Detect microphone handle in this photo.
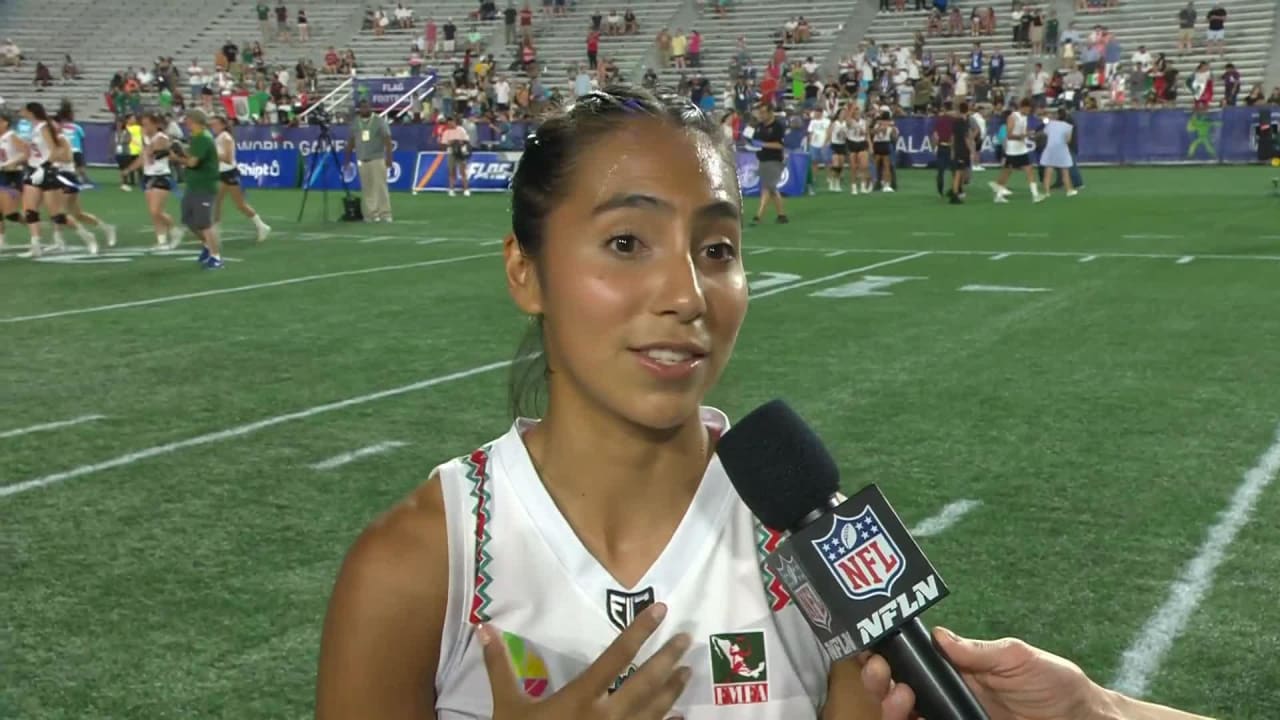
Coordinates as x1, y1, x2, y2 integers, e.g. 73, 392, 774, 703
873, 617, 990, 720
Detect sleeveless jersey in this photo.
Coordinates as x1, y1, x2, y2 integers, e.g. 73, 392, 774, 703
873, 121, 895, 143
0, 130, 24, 167
829, 120, 848, 145
27, 121, 54, 167
143, 132, 171, 176
847, 118, 868, 143
217, 131, 237, 172
433, 407, 832, 719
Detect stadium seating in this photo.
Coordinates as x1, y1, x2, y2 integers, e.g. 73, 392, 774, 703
653, 0, 859, 108
1071, 0, 1276, 105
859, 3, 1035, 103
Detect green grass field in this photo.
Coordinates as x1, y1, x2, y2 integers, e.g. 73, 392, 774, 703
4, 166, 1280, 719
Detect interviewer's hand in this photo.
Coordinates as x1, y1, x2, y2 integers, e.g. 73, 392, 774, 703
860, 626, 1102, 720
479, 602, 691, 720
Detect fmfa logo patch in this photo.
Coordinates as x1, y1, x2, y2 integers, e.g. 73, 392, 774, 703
709, 631, 769, 705
812, 506, 905, 601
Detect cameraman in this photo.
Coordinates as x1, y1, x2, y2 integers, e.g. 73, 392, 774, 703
344, 99, 393, 223
439, 115, 471, 197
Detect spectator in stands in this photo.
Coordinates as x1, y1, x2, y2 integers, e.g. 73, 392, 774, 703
586, 28, 600, 69
1221, 63, 1240, 106
926, 9, 942, 36
1266, 87, 1280, 105
373, 10, 388, 37
1029, 9, 1044, 55
424, 16, 438, 56
606, 9, 624, 35
61, 55, 80, 81
656, 28, 672, 67
324, 47, 341, 73
519, 4, 534, 43
625, 8, 637, 34
0, 39, 20, 67
255, 2, 272, 38
1191, 61, 1213, 108
442, 18, 458, 54
688, 30, 702, 68
520, 37, 537, 74
1028, 62, 1049, 106
988, 47, 1005, 85
671, 28, 688, 69
503, 4, 518, 45
1177, 2, 1196, 55
1205, 4, 1226, 58
1243, 84, 1264, 105
591, 9, 603, 31
468, 25, 485, 52
298, 9, 310, 41
275, 3, 291, 43
33, 62, 52, 90
949, 7, 964, 36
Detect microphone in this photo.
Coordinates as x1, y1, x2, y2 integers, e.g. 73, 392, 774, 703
717, 399, 988, 720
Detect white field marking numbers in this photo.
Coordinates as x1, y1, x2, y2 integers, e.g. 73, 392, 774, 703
1079, 255, 1097, 263
1176, 256, 1195, 265
910, 500, 982, 538
747, 271, 803, 293
0, 414, 106, 440
749, 246, 1280, 263
358, 235, 400, 244
309, 441, 408, 470
991, 253, 1011, 261
751, 253, 932, 300
1111, 421, 1280, 697
809, 275, 928, 298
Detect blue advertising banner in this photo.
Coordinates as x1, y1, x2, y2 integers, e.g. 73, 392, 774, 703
410, 151, 520, 193
353, 73, 435, 110
235, 148, 300, 189
736, 149, 810, 197
303, 150, 418, 192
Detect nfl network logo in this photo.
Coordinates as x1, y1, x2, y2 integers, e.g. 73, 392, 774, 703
812, 507, 905, 601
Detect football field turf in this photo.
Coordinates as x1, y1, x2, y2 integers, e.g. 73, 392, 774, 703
4, 166, 1280, 718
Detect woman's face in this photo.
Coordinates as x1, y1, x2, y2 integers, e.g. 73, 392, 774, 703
509, 119, 747, 431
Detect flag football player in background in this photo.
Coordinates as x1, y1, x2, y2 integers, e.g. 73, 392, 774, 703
0, 112, 25, 249
130, 113, 180, 249
209, 115, 271, 243
316, 86, 879, 720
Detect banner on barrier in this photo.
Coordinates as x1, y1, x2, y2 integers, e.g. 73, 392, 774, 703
235, 148, 301, 189
303, 150, 417, 192
737, 150, 810, 197
411, 151, 520, 192
353, 74, 435, 110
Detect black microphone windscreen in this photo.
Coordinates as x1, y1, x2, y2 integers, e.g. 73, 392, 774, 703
716, 399, 842, 531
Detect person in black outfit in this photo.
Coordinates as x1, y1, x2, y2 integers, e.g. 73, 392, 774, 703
948, 101, 975, 203
751, 103, 788, 225
503, 5, 518, 45
932, 101, 955, 197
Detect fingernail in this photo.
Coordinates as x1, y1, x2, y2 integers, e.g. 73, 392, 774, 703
476, 623, 494, 646
652, 602, 668, 622
674, 633, 692, 651
938, 626, 958, 642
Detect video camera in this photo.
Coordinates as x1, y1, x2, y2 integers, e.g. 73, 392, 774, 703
310, 105, 333, 130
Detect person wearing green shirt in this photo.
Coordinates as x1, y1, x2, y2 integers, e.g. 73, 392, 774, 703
257, 3, 272, 39
169, 110, 224, 268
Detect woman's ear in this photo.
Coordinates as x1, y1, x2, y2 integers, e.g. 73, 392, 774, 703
504, 233, 543, 316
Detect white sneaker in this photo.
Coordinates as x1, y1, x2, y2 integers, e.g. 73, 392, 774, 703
79, 230, 99, 255
257, 223, 272, 242
1066, 190, 1079, 197
1033, 194, 1047, 203
882, 186, 895, 193
463, 189, 470, 197
20, 242, 41, 258
384, 216, 393, 223
104, 224, 117, 247
851, 184, 859, 195
994, 195, 1010, 204
448, 189, 456, 197
167, 226, 185, 249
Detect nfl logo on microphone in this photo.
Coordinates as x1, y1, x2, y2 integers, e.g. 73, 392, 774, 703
812, 506, 905, 600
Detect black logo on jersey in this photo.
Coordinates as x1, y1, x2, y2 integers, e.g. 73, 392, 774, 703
606, 587, 655, 631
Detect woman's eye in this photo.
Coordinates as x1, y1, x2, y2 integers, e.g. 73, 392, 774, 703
609, 234, 639, 254
704, 242, 738, 261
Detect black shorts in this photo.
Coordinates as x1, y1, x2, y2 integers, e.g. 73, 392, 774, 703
219, 169, 241, 186
56, 170, 80, 194
848, 140, 869, 154
22, 165, 61, 191
952, 153, 972, 170
144, 175, 174, 192
830, 142, 848, 155
0, 169, 22, 189
117, 154, 135, 171
873, 141, 893, 156
1004, 153, 1031, 169
181, 191, 215, 231
72, 151, 85, 168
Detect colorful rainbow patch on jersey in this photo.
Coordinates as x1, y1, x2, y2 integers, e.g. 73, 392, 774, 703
502, 631, 550, 699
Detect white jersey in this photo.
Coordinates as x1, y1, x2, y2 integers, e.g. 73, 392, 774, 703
828, 120, 848, 145
143, 132, 171, 176
872, 120, 895, 143
847, 117, 868, 143
217, 131, 237, 172
433, 407, 832, 720
806, 118, 830, 150
0, 130, 24, 168
26, 121, 54, 167
1005, 112, 1029, 156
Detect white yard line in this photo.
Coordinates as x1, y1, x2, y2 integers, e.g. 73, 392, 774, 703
1176, 256, 1195, 265
749, 246, 1280, 263
1111, 422, 1280, 697
911, 231, 955, 237
824, 250, 847, 257
1122, 234, 1183, 240
0, 252, 498, 324
1007, 232, 1048, 238
991, 253, 1011, 260
0, 414, 106, 440
959, 284, 1050, 293
911, 499, 982, 538
750, 253, 932, 299
357, 235, 400, 244
1079, 255, 1098, 263
309, 441, 408, 470
0, 359, 515, 498
749, 248, 775, 255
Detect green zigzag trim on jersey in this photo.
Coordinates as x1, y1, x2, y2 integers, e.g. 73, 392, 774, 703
465, 446, 496, 625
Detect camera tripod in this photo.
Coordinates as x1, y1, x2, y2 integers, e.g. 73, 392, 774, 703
297, 122, 357, 222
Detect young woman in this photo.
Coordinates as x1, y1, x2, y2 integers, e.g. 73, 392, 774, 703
114, 116, 137, 192
439, 115, 472, 197
0, 112, 26, 249
18, 102, 96, 257
844, 104, 871, 195
316, 86, 877, 720
55, 103, 116, 247
209, 115, 271, 242
1038, 107, 1076, 199
870, 109, 897, 192
825, 107, 848, 193
128, 113, 180, 249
